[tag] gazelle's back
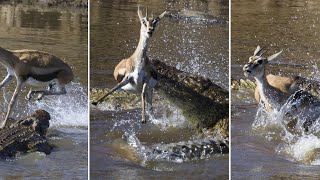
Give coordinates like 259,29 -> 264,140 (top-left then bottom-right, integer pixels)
12,50 -> 70,69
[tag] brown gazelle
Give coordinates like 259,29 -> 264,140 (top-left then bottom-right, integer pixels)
0,47 -> 73,127
92,7 -> 167,123
245,46 -> 299,106
243,46 -> 294,112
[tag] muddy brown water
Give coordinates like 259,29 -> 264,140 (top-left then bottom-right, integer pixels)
232,0 -> 320,179
0,2 -> 88,179
90,0 -> 229,179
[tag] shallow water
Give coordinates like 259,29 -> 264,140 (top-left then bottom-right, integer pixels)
232,0 -> 320,179
90,0 -> 229,179
0,2 -> 88,179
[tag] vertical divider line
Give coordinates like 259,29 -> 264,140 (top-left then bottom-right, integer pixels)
228,0 -> 232,179
87,0 -> 91,179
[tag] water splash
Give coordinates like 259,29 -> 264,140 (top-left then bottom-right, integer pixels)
252,91 -> 320,165
26,82 -> 88,128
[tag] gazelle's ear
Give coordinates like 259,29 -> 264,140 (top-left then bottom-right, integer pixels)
154,11 -> 167,23
267,50 -> 283,61
137,6 -> 143,20
254,45 -> 261,56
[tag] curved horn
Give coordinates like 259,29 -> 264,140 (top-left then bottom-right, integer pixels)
146,7 -> 148,18
267,50 -> 283,61
258,49 -> 268,56
254,46 -> 267,56
137,6 -> 143,20
253,45 -> 261,56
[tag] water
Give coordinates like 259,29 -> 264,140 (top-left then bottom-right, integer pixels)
90,0 -> 229,179
0,1 -> 88,179
232,0 -> 320,179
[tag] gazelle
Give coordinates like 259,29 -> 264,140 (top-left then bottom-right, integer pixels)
92,7 -> 167,123
243,46 -> 294,112
246,46 -> 320,105
244,46 -> 320,131
246,46 -> 299,105
0,47 -> 73,128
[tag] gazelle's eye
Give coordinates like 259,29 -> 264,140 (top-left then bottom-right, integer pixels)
142,20 -> 146,25
257,59 -> 263,64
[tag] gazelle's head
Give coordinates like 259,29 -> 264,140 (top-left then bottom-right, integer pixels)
243,45 -> 283,78
137,7 -> 167,38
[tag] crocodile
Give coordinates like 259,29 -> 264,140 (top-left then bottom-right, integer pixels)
152,59 -> 229,135
0,110 -> 53,158
122,132 -> 228,162
91,59 -> 229,138
149,139 -> 229,161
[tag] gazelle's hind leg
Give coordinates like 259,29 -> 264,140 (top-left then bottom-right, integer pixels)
141,82 -> 147,123
1,81 -> 22,128
145,88 -> 154,118
145,77 -> 157,119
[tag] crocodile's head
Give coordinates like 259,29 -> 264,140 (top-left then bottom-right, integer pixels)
20,110 -> 51,136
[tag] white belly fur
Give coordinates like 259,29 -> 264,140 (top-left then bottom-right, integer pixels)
121,70 -> 157,93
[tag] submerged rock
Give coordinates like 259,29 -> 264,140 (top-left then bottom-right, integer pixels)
0,0 -> 88,7
0,110 -> 53,158
231,78 -> 256,90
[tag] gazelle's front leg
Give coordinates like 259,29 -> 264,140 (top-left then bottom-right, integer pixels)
141,82 -> 148,123
27,86 -> 67,101
1,80 -> 22,128
0,74 -> 13,89
26,83 -> 55,100
92,76 -> 130,105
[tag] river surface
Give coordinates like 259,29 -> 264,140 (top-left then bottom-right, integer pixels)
0,2 -> 88,179
90,0 -> 229,179
232,0 -> 320,179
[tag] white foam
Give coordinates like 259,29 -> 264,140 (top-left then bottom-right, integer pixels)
26,82 -> 88,127
290,135 -> 320,162
253,93 -> 320,164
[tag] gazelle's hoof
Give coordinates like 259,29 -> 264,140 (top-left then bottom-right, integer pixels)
36,94 -> 44,101
141,119 -> 146,124
0,122 -> 6,128
25,94 -> 32,101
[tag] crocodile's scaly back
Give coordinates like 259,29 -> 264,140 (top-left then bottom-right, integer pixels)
152,59 -> 229,137
0,110 -> 52,158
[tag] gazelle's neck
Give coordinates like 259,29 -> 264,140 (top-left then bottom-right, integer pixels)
132,32 -> 150,67
254,72 -> 269,90
254,69 -> 282,110
0,47 -> 19,68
